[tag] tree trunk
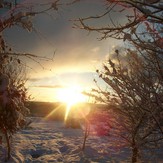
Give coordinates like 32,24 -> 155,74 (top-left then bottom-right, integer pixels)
4,130 -> 11,161
132,141 -> 138,163
82,122 -> 90,151
82,131 -> 87,151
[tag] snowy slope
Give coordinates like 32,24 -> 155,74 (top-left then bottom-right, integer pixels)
0,117 -> 163,163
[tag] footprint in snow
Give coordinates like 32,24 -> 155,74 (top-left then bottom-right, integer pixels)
59,145 -> 69,153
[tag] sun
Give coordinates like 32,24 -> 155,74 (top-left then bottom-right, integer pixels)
56,85 -> 87,121
57,86 -> 86,106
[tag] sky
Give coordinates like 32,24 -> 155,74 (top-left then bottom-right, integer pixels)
3,0 -> 123,102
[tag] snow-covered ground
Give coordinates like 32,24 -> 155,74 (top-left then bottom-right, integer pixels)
0,117 -> 163,163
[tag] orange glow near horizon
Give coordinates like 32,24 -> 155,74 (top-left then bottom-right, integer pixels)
56,85 -> 87,121
57,86 -> 86,105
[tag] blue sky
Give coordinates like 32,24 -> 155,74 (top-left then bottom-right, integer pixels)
3,0 -> 123,102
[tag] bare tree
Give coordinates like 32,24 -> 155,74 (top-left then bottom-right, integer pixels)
0,0 -> 63,161
89,50 -> 163,162
0,56 -> 29,161
75,1 -> 163,41
0,0 -> 63,60
74,0 -> 163,79
73,0 -> 163,162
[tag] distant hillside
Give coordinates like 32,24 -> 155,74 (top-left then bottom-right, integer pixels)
26,101 -> 63,117
26,101 -> 108,120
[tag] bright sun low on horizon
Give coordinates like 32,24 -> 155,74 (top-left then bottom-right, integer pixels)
45,85 -> 91,121
55,85 -> 88,121
56,85 -> 87,106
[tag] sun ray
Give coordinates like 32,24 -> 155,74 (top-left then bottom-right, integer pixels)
64,104 -> 71,122
44,104 -> 64,119
55,85 -> 87,121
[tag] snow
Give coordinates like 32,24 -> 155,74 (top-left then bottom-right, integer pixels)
0,117 -> 163,163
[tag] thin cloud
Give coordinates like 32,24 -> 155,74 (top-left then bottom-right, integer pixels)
91,47 -> 100,53
29,76 -> 55,82
28,78 -> 41,82
31,85 -> 65,89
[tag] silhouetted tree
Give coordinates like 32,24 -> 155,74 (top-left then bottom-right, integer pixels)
0,0 -> 62,161
0,57 -> 29,160
75,0 -> 163,162
91,50 -> 163,162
